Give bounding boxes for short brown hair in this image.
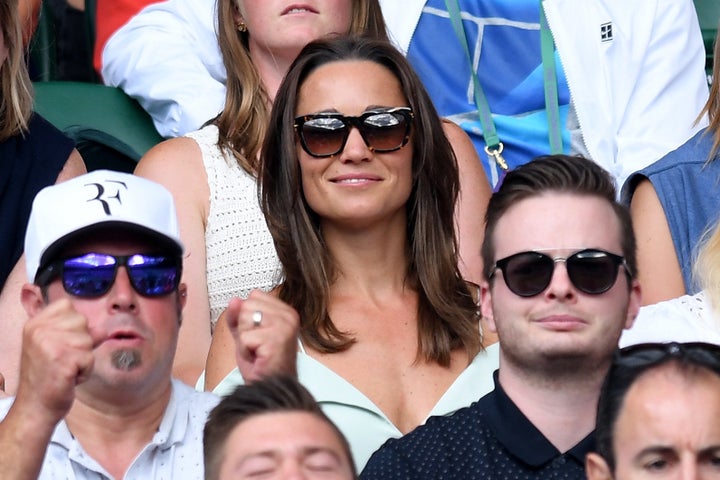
[481,155,637,283]
[203,375,356,480]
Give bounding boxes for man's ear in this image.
[20,283,45,317]
[178,283,188,309]
[176,283,188,326]
[585,453,613,480]
[480,281,497,333]
[624,279,642,330]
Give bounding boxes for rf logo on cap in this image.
[85,180,127,215]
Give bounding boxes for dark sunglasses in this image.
[294,107,414,158]
[36,253,182,298]
[490,249,628,297]
[615,342,720,371]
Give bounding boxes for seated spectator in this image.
[586,342,720,479]
[622,28,720,305]
[207,36,499,471]
[132,0,386,387]
[94,0,160,76]
[204,375,356,480]
[361,155,640,479]
[382,0,708,188]
[619,215,720,347]
[102,0,225,138]
[104,0,707,190]
[0,170,297,478]
[134,1,490,386]
[40,0,96,81]
[0,0,85,394]
[104,0,708,189]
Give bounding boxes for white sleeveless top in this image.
[185,125,281,329]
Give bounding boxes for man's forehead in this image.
[57,230,166,258]
[492,193,622,254]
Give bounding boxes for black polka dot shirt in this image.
[361,371,594,479]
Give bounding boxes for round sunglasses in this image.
[294,107,414,158]
[36,253,182,298]
[490,249,629,297]
[616,342,720,370]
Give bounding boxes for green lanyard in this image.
[444,0,563,171]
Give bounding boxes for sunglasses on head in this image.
[490,249,629,297]
[294,107,414,158]
[36,253,182,298]
[615,342,720,371]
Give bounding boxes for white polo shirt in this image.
[0,380,219,479]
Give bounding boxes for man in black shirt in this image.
[361,155,641,479]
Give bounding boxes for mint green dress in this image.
[207,342,500,471]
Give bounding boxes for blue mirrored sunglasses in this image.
[36,253,182,298]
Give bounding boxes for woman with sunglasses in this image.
[206,36,499,471]
[133,1,491,388]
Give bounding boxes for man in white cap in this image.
[0,170,298,479]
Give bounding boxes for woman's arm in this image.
[134,137,213,385]
[442,122,496,345]
[442,121,491,287]
[0,149,85,395]
[204,308,237,391]
[630,178,685,305]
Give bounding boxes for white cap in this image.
[25,170,184,282]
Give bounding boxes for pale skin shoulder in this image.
[629,178,685,305]
[441,120,490,288]
[205,307,235,390]
[441,121,497,346]
[0,149,85,396]
[134,137,211,385]
[58,149,87,181]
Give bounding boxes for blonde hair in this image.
[0,0,33,141]
[214,0,388,175]
[695,220,720,318]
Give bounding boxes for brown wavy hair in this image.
[215,0,388,175]
[204,375,357,480]
[0,0,33,141]
[260,36,482,366]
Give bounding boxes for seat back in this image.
[28,2,58,82]
[33,81,164,172]
[28,0,98,82]
[694,0,720,81]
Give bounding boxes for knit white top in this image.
[185,125,281,329]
